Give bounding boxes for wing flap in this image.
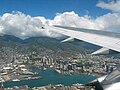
[91,47,110,55]
[61,37,74,43]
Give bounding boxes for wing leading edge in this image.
[48,25,120,54]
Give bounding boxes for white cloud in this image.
[50,11,120,32]
[0,11,68,38]
[0,11,45,38]
[51,11,97,29]
[0,9,120,39]
[97,0,120,12]
[95,13,120,31]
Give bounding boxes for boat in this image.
[12,79,20,82]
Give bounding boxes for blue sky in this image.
[0,0,110,19]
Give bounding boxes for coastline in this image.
[2,67,96,88]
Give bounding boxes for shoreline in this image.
[2,67,96,88]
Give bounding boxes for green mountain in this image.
[0,34,97,56]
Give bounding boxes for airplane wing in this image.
[48,25,120,55]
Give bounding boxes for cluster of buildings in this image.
[0,63,38,83]
[0,46,120,89]
[31,84,95,90]
[0,46,120,80]
[0,84,29,90]
[30,53,120,76]
[0,84,95,90]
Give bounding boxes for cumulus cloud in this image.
[51,11,99,29]
[0,11,68,38]
[50,11,120,32]
[1,5,120,39]
[0,11,97,39]
[0,11,50,38]
[97,0,120,12]
[95,13,120,31]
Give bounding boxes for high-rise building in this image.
[0,82,4,90]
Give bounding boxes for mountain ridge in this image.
[0,34,99,53]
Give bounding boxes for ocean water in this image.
[3,67,96,88]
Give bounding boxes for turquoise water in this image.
[3,67,96,88]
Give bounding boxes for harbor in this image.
[2,67,96,88]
